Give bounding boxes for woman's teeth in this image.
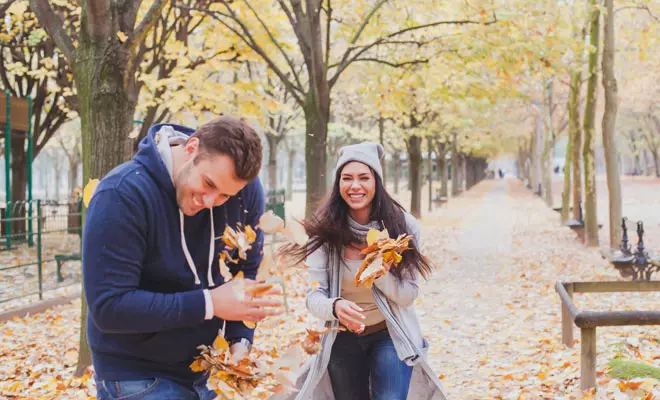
[349,194,365,199]
[193,197,202,207]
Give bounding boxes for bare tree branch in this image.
[132,0,168,51]
[329,16,497,88]
[330,57,428,69]
[240,0,304,91]
[29,0,76,61]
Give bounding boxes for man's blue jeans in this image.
[327,329,413,400]
[95,375,217,400]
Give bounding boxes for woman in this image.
[278,142,447,400]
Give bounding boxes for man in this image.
[83,116,282,399]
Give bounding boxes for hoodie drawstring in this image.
[179,209,216,286]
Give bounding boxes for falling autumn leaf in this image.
[282,219,308,246]
[116,31,127,43]
[258,211,285,233]
[83,178,99,207]
[222,225,257,260]
[301,326,345,355]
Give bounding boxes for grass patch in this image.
[609,358,660,380]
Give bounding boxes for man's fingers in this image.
[251,297,283,308]
[245,306,283,320]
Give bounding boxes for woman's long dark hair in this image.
[282,164,433,281]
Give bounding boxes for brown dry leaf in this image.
[283,219,308,246]
[258,211,285,233]
[192,334,265,398]
[301,326,346,355]
[354,230,411,288]
[219,252,233,282]
[354,254,386,288]
[222,225,257,260]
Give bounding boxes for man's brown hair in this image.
[191,116,263,181]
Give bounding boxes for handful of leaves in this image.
[191,335,265,399]
[191,334,304,399]
[354,228,412,288]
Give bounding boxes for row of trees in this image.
[517,0,659,248]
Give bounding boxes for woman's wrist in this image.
[331,297,342,319]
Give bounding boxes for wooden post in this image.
[580,327,597,390]
[562,285,574,347]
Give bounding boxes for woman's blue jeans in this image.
[327,329,413,400]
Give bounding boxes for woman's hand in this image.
[334,299,365,333]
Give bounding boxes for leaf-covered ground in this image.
[1,177,660,399]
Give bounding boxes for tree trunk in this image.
[69,158,79,197]
[427,137,433,212]
[460,154,467,193]
[652,150,660,177]
[561,117,573,223]
[9,135,28,239]
[407,136,422,218]
[601,0,622,249]
[379,117,387,186]
[393,150,401,194]
[265,133,279,191]
[582,0,601,247]
[71,17,139,378]
[567,68,583,221]
[542,80,554,206]
[451,132,460,196]
[439,157,448,196]
[54,153,62,200]
[286,149,295,201]
[303,97,330,217]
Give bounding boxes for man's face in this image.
[174,139,248,216]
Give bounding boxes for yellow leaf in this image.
[212,335,229,351]
[83,178,99,207]
[366,229,380,245]
[190,359,204,372]
[243,320,256,329]
[116,31,127,43]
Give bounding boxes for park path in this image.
[414,178,660,399]
[417,178,523,398]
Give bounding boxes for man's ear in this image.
[184,137,200,158]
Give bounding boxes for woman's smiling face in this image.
[339,161,376,213]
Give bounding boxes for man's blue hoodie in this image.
[82,123,264,385]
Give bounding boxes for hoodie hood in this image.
[134,123,196,196]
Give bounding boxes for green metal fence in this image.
[266,189,286,221]
[0,199,82,304]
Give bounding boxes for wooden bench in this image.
[556,281,660,390]
[432,188,448,207]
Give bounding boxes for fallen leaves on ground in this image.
[4,177,660,399]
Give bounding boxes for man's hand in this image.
[229,342,250,363]
[210,278,283,322]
